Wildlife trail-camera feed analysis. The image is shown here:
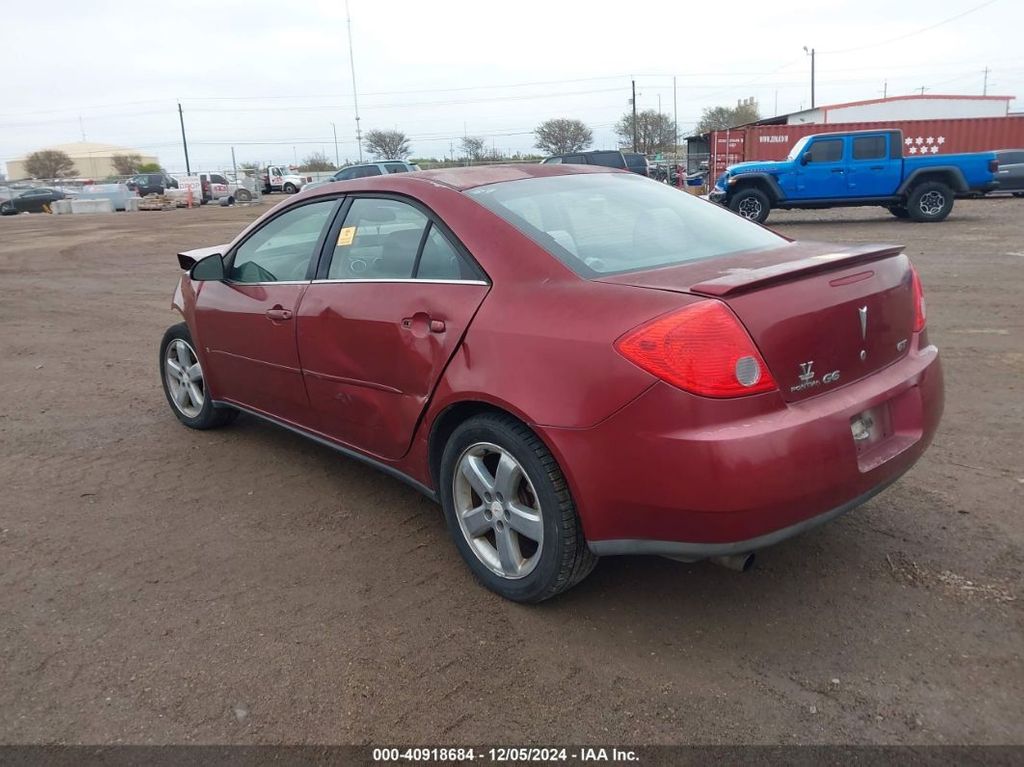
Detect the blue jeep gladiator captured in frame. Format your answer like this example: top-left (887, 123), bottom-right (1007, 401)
top-left (709, 128), bottom-right (999, 223)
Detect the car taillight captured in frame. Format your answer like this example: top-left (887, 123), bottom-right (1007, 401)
top-left (988, 158), bottom-right (999, 173)
top-left (911, 265), bottom-right (926, 332)
top-left (615, 300), bottom-right (777, 398)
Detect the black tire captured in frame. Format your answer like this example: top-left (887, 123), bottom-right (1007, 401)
top-left (906, 181), bottom-right (954, 222)
top-left (728, 187), bottom-right (771, 223)
top-left (234, 188), bottom-right (253, 202)
top-left (1013, 192), bottom-right (1024, 198)
top-left (438, 413), bottom-right (597, 602)
top-left (886, 205), bottom-right (910, 219)
top-left (283, 182), bottom-right (297, 194)
top-left (159, 323), bottom-right (237, 430)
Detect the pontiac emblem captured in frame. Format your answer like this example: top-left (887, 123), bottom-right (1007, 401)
top-left (798, 361), bottom-right (815, 384)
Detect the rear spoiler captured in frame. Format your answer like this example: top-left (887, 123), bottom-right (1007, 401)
top-left (689, 243), bottom-right (904, 297)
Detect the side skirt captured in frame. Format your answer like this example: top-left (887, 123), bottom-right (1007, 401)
top-left (215, 400), bottom-right (439, 503)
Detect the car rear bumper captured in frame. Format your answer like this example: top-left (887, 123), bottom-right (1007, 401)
top-left (540, 337), bottom-right (943, 556)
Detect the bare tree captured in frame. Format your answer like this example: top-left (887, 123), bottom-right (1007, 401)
top-left (534, 118), bottom-right (593, 155)
top-left (694, 98), bottom-right (761, 135)
top-left (613, 110), bottom-right (677, 156)
top-left (111, 153), bottom-right (143, 176)
top-left (460, 136), bottom-right (487, 162)
top-left (364, 129), bottom-right (411, 160)
top-left (298, 151), bottom-right (335, 172)
top-left (24, 150), bottom-right (78, 179)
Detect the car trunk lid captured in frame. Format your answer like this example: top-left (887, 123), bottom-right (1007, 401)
top-left (597, 241), bottom-right (917, 402)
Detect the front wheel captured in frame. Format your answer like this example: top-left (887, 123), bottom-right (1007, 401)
top-left (439, 413), bottom-right (596, 602)
top-left (907, 181), bottom-right (954, 222)
top-left (234, 188), bottom-right (253, 202)
top-left (728, 188), bottom-right (771, 223)
top-left (160, 323), bottom-right (237, 430)
top-left (283, 182), bottom-right (297, 194)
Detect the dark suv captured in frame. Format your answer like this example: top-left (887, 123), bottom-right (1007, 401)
top-left (994, 149), bottom-right (1024, 195)
top-left (541, 150), bottom-right (649, 176)
top-left (126, 173), bottom-right (178, 197)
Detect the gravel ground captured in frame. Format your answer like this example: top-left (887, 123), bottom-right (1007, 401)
top-left (0, 197), bottom-right (1021, 745)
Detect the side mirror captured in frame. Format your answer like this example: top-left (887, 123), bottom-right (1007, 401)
top-left (800, 152), bottom-right (811, 166)
top-left (190, 253), bottom-right (225, 281)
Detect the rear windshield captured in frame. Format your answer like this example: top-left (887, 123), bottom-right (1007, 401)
top-left (466, 173), bottom-right (785, 276)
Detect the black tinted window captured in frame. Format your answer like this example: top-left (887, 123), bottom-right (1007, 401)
top-left (808, 139), bottom-right (843, 163)
top-left (589, 152), bottom-right (625, 169)
top-left (998, 151), bottom-right (1024, 165)
top-left (852, 136), bottom-right (886, 160)
top-left (354, 166), bottom-right (382, 178)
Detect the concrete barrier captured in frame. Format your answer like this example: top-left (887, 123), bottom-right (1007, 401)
top-left (124, 197), bottom-right (141, 212)
top-left (70, 199), bottom-right (114, 214)
top-left (52, 200), bottom-right (73, 215)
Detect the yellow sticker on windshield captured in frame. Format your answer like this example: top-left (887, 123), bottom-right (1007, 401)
top-left (337, 226), bottom-right (356, 246)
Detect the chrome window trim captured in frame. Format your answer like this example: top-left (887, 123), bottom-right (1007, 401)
top-left (310, 278), bottom-right (489, 286)
top-left (222, 279), bottom-right (311, 286)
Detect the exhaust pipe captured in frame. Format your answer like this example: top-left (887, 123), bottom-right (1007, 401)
top-left (709, 552), bottom-right (756, 572)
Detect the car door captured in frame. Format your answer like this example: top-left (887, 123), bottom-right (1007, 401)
top-left (845, 134), bottom-right (900, 197)
top-left (193, 198), bottom-right (340, 423)
top-left (19, 190), bottom-right (51, 213)
top-left (793, 137), bottom-right (847, 199)
top-left (296, 195), bottom-right (489, 459)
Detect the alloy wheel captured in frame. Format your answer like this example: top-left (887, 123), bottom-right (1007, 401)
top-left (738, 197), bottom-right (763, 219)
top-left (452, 442), bottom-right (544, 579)
top-left (918, 190), bottom-right (945, 217)
top-left (164, 338), bottom-right (205, 418)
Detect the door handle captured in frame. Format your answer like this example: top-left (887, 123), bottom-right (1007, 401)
top-left (429, 319), bottom-right (446, 333)
top-left (401, 315), bottom-right (445, 333)
top-left (265, 307), bottom-right (293, 321)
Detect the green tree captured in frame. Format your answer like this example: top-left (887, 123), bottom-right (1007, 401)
top-left (534, 118), bottom-right (593, 155)
top-left (613, 110), bottom-right (677, 155)
top-left (24, 150), bottom-right (78, 179)
top-left (137, 162), bottom-right (163, 173)
top-left (695, 98), bottom-right (761, 135)
top-left (364, 129), bottom-right (411, 160)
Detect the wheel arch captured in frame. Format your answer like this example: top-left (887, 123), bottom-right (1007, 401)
top-left (897, 167), bottom-right (968, 196)
top-left (730, 173), bottom-right (783, 204)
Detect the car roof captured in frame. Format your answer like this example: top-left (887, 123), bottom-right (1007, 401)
top-left (411, 162), bottom-right (617, 191)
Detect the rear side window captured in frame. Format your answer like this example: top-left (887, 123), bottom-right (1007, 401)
top-left (807, 139), bottom-right (843, 163)
top-left (467, 173), bottom-right (784, 277)
top-left (384, 163), bottom-right (408, 174)
top-left (589, 152), bottom-right (625, 169)
top-left (353, 166), bottom-right (382, 178)
top-left (852, 136), bottom-right (886, 160)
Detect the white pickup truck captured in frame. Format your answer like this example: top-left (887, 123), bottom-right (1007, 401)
top-left (261, 165), bottom-right (310, 194)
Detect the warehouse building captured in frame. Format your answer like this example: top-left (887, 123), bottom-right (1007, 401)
top-left (756, 94), bottom-right (1014, 126)
top-left (6, 142), bottom-right (159, 180)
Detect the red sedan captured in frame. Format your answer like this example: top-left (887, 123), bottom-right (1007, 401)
top-left (160, 164), bottom-right (943, 602)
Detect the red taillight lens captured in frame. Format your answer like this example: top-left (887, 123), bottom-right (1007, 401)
top-left (615, 300), bottom-right (777, 398)
top-left (988, 158), bottom-right (999, 173)
top-left (911, 265), bottom-right (926, 332)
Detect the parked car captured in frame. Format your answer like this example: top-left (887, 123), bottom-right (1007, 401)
top-left (126, 173), bottom-right (178, 197)
top-left (160, 164), bottom-right (942, 602)
top-left (0, 187), bottom-right (66, 214)
top-left (993, 149), bottom-right (1024, 196)
top-left (623, 152), bottom-right (650, 176)
top-left (542, 150), bottom-right (628, 171)
top-left (709, 128), bottom-right (1000, 223)
top-left (304, 161), bottom-right (421, 192)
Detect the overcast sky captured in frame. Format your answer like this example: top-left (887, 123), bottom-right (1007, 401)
top-left (1, 0), bottom-right (1020, 174)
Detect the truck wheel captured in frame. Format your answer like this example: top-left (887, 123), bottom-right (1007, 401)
top-left (907, 181), bottom-right (954, 222)
top-left (283, 182), bottom-right (297, 194)
top-left (886, 205), bottom-right (910, 219)
top-left (729, 188), bottom-right (771, 223)
top-left (234, 189), bottom-right (253, 202)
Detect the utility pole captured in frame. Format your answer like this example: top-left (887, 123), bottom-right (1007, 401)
top-left (631, 79), bottom-right (638, 153)
top-left (78, 115), bottom-right (86, 142)
top-left (330, 122), bottom-right (340, 166)
top-left (672, 75), bottom-right (678, 161)
top-left (177, 102), bottom-right (191, 175)
top-left (231, 146), bottom-right (237, 182)
top-left (983, 66), bottom-right (990, 96)
top-left (803, 47), bottom-right (815, 109)
top-left (917, 86), bottom-right (928, 96)
top-left (346, 0), bottom-right (363, 161)
top-left (883, 79), bottom-right (888, 99)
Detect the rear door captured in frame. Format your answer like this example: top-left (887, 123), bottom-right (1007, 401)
top-left (296, 195), bottom-right (489, 459)
top-left (193, 198), bottom-right (339, 423)
top-left (846, 133), bottom-right (900, 197)
top-left (793, 136), bottom-right (847, 199)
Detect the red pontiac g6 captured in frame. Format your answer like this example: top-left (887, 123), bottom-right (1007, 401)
top-left (160, 164), bottom-right (943, 602)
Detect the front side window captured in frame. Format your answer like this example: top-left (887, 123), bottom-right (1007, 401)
top-left (354, 165), bottom-right (383, 178)
top-left (467, 173), bottom-right (784, 277)
top-left (807, 139), bottom-right (843, 163)
top-left (229, 200), bottom-right (335, 283)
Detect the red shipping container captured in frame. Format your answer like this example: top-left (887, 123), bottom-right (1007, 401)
top-left (707, 116), bottom-right (1024, 178)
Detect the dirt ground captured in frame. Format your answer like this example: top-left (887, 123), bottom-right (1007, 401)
top-left (0, 197), bottom-right (1021, 746)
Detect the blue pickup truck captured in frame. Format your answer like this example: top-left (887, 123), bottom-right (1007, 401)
top-left (709, 128), bottom-right (999, 223)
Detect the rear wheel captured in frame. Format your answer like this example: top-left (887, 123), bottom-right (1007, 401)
top-left (439, 413), bottom-right (596, 602)
top-left (907, 181), bottom-right (954, 222)
top-left (729, 187), bottom-right (771, 224)
top-left (886, 205), bottom-right (910, 219)
top-left (160, 323), bottom-right (237, 430)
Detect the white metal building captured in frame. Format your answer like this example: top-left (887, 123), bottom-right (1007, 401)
top-left (776, 94), bottom-right (1014, 126)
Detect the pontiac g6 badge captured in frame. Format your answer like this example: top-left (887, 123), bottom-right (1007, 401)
top-left (790, 360), bottom-right (840, 393)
